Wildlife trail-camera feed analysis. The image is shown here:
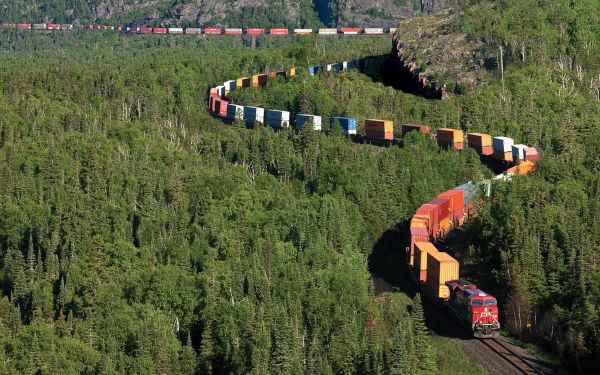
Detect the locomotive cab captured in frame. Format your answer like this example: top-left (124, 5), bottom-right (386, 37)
top-left (467, 290), bottom-right (500, 338)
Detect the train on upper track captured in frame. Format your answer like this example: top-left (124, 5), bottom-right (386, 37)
top-left (0, 23), bottom-right (396, 36)
top-left (207, 62), bottom-right (539, 338)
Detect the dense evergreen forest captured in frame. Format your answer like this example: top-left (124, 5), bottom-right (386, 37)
top-left (0, 32), bottom-right (489, 374)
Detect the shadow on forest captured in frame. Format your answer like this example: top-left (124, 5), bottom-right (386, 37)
top-left (368, 222), bottom-right (472, 340)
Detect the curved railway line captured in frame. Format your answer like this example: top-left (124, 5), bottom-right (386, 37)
top-left (480, 338), bottom-right (546, 375)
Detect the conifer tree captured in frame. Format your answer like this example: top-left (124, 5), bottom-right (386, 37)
top-left (411, 294), bottom-right (437, 374)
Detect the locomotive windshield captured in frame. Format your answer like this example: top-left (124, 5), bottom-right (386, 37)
top-left (472, 299), bottom-right (496, 306)
top-left (485, 300), bottom-right (496, 306)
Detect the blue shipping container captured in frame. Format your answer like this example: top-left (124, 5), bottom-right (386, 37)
top-left (227, 104), bottom-right (244, 121)
top-left (309, 65), bottom-right (320, 75)
top-left (330, 116), bottom-right (357, 135)
top-left (295, 114), bottom-right (322, 130)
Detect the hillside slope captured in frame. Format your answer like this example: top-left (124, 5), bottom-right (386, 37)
top-left (0, 0), bottom-right (448, 27)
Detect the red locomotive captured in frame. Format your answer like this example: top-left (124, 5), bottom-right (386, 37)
top-left (445, 280), bottom-right (500, 338)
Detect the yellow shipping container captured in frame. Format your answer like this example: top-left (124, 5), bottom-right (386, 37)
top-left (365, 119), bottom-right (393, 133)
top-left (426, 252), bottom-right (459, 285)
top-left (467, 132), bottom-right (492, 147)
top-left (437, 128), bottom-right (464, 143)
top-left (289, 68), bottom-right (297, 76)
top-left (414, 242), bottom-right (439, 271)
top-left (409, 255), bottom-right (414, 266)
top-left (439, 217), bottom-right (450, 232)
top-left (410, 217), bottom-right (428, 229)
top-left (236, 77), bottom-right (250, 87)
top-left (426, 282), bottom-right (451, 299)
top-left (252, 74), bottom-right (268, 87)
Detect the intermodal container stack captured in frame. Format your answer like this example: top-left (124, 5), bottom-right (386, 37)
top-left (309, 66), bottom-right (320, 75)
top-left (270, 28), bottom-right (289, 35)
top-left (339, 28), bottom-right (361, 35)
top-left (47, 24), bottom-right (60, 30)
top-left (511, 144), bottom-right (527, 162)
top-left (342, 60), bottom-right (355, 70)
top-left (414, 242), bottom-right (439, 282)
top-left (252, 74), bottom-right (268, 88)
top-left (140, 27), bottom-right (152, 34)
top-left (243, 106), bottom-right (265, 125)
top-left (437, 128), bottom-right (464, 150)
top-left (225, 28), bottom-right (243, 35)
top-left (289, 68), bottom-right (297, 76)
top-left (214, 98), bottom-right (230, 117)
top-left (438, 190), bottom-right (465, 226)
top-left (295, 114), bottom-right (322, 131)
top-left (18, 24), bottom-right (32, 29)
top-left (224, 80), bottom-right (236, 93)
top-left (204, 27), bottom-right (222, 34)
top-left (425, 252), bottom-right (459, 299)
top-left (227, 104), bottom-right (244, 121)
top-left (168, 28), bottom-right (183, 34)
top-left (270, 70), bottom-right (287, 78)
top-left (524, 147), bottom-right (539, 162)
top-left (365, 119), bottom-right (393, 141)
top-left (409, 216), bottom-right (430, 265)
top-left (246, 28), bottom-right (264, 35)
top-left (265, 110), bottom-right (291, 129)
top-left (330, 117), bottom-right (357, 135)
top-left (467, 132), bottom-right (493, 155)
top-left (236, 77), bottom-right (251, 88)
top-left (401, 123), bottom-right (430, 137)
top-left (492, 136), bottom-right (514, 162)
top-left (318, 28), bottom-right (338, 35)
top-left (389, 28), bottom-right (397, 34)
top-left (186, 28), bottom-right (202, 34)
top-left (454, 182), bottom-right (476, 212)
top-left (216, 85), bottom-right (225, 97)
top-left (153, 28), bottom-right (167, 34)
top-left (33, 24), bottom-right (46, 30)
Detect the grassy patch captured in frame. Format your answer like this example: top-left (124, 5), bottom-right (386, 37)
top-left (431, 335), bottom-right (486, 375)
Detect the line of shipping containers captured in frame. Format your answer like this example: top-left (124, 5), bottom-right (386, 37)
top-left (223, 80), bottom-right (236, 94)
top-left (47, 24), bottom-right (60, 30)
top-left (204, 27), bottom-right (222, 35)
top-left (293, 28), bottom-right (313, 35)
top-left (330, 117), bottom-right (357, 135)
top-left (364, 119), bottom-right (393, 142)
top-left (339, 27), bottom-right (360, 35)
top-left (252, 74), bottom-right (268, 88)
top-left (224, 28), bottom-right (243, 35)
top-left (246, 28), bottom-right (264, 35)
top-left (236, 77), bottom-right (251, 88)
top-left (437, 128), bottom-right (464, 150)
top-left (139, 27), bottom-right (153, 34)
top-left (295, 114), bottom-right (322, 131)
top-left (214, 97), bottom-right (230, 118)
top-left (269, 28), bottom-right (289, 35)
top-left (153, 28), bottom-right (167, 34)
top-left (438, 189), bottom-right (465, 227)
top-left (243, 106), bottom-right (265, 126)
top-left (61, 24), bottom-right (73, 30)
top-left (511, 144), bottom-right (527, 163)
top-left (467, 132), bottom-right (493, 155)
top-left (342, 60), bottom-right (355, 70)
top-left (168, 27), bottom-right (183, 34)
top-left (524, 147), bottom-right (539, 162)
top-left (266, 110), bottom-right (291, 129)
top-left (416, 203), bottom-right (438, 239)
top-left (227, 104), bottom-right (244, 122)
top-left (318, 28), bottom-right (338, 35)
top-left (425, 252), bottom-right (460, 299)
top-left (18, 24), bottom-right (32, 29)
top-left (364, 28), bottom-right (384, 35)
top-left (492, 136), bottom-right (514, 162)
top-left (409, 215), bottom-right (430, 265)
top-left (208, 88), bottom-right (220, 112)
top-left (401, 123), bottom-right (430, 137)
top-left (430, 197), bottom-right (451, 237)
top-left (0, 24), bottom-right (15, 28)
top-left (414, 242), bottom-right (439, 282)
top-left (185, 28), bottom-right (202, 34)
top-left (326, 63), bottom-right (342, 72)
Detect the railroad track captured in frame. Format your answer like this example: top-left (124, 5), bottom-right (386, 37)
top-left (479, 338), bottom-right (546, 375)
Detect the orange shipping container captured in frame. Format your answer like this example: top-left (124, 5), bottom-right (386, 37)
top-left (410, 216), bottom-right (429, 229)
top-left (414, 242), bottom-right (438, 272)
top-left (236, 77), bottom-right (251, 87)
top-left (493, 150), bottom-right (513, 162)
top-left (365, 119), bottom-right (393, 133)
top-left (438, 190), bottom-right (465, 213)
top-left (439, 217), bottom-right (450, 233)
top-left (467, 132), bottom-right (492, 147)
top-left (252, 74), bottom-right (268, 87)
top-left (426, 251), bottom-right (459, 285)
top-left (437, 128), bottom-right (464, 143)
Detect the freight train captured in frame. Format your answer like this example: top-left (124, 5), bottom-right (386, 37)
top-left (0, 23), bottom-right (396, 35)
top-left (208, 61), bottom-right (539, 338)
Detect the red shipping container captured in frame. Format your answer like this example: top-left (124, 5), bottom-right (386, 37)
top-left (438, 190), bottom-right (464, 213)
top-left (47, 24), bottom-right (60, 30)
top-left (452, 206), bottom-right (466, 225)
top-left (438, 140), bottom-right (464, 150)
top-left (401, 124), bottom-right (430, 137)
top-left (140, 27), bottom-right (152, 34)
top-left (339, 27), bottom-right (361, 34)
top-left (204, 27), bottom-right (222, 34)
top-left (270, 70), bottom-right (287, 78)
top-left (270, 28), bottom-right (289, 35)
top-left (18, 24), bottom-right (32, 28)
top-left (214, 98), bottom-right (230, 117)
top-left (524, 147), bottom-right (539, 162)
top-left (410, 227), bottom-right (430, 258)
top-left (416, 204), bottom-right (439, 238)
top-left (225, 28), bottom-right (243, 35)
top-left (153, 28), bottom-right (167, 34)
top-left (427, 197), bottom-right (450, 223)
top-left (247, 28), bottom-right (264, 35)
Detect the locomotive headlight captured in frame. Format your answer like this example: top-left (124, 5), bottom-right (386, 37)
top-left (485, 308), bottom-right (488, 312)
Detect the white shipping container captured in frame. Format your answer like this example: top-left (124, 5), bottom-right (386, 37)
top-left (168, 27), bottom-right (184, 34)
top-left (244, 106), bottom-right (265, 125)
top-left (224, 80), bottom-right (236, 91)
top-left (493, 136), bottom-right (514, 152)
top-left (294, 28), bottom-right (313, 34)
top-left (185, 28), bottom-right (202, 34)
top-left (389, 28), bottom-right (397, 34)
top-left (511, 144), bottom-right (528, 161)
top-left (216, 86), bottom-right (225, 97)
top-left (364, 28), bottom-right (384, 35)
top-left (318, 28), bottom-right (338, 35)
top-left (296, 114), bottom-right (322, 131)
